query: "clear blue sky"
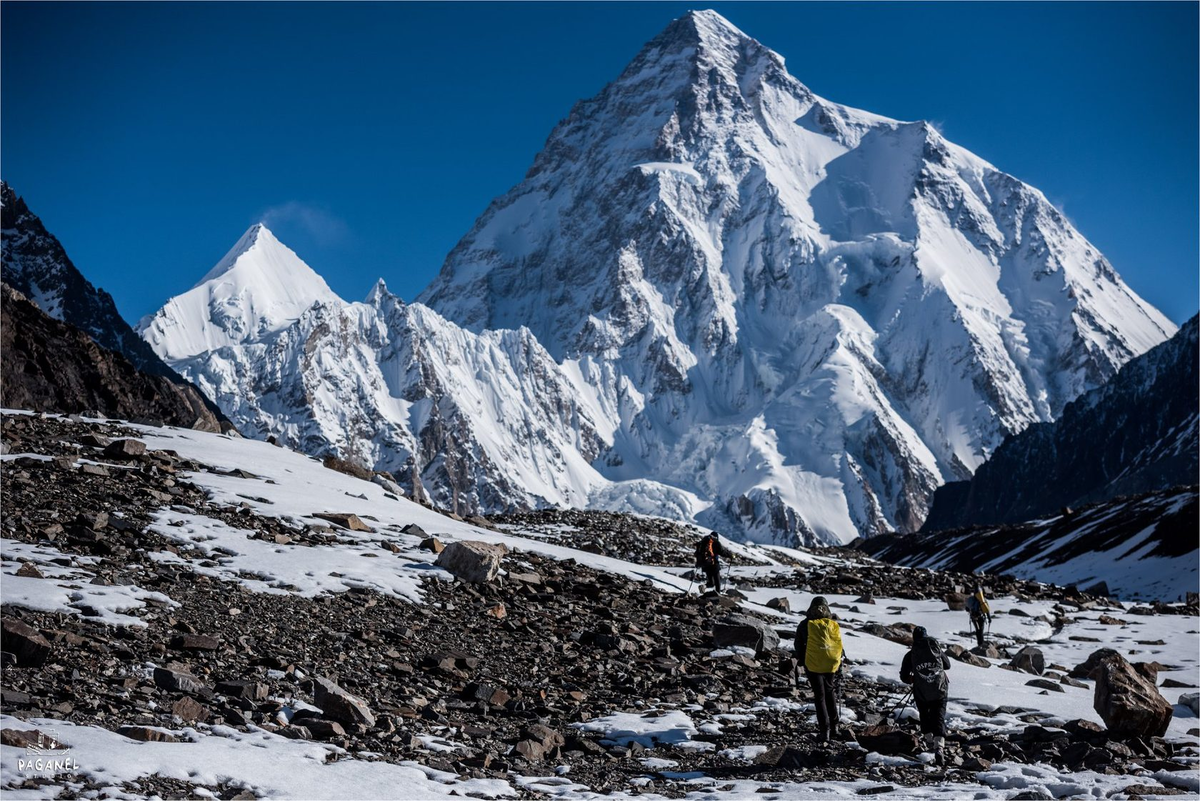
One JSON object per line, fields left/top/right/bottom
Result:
{"left": 2, "top": 2, "right": 1196, "bottom": 325}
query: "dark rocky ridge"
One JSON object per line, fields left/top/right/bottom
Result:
{"left": 923, "top": 316, "right": 1198, "bottom": 531}
{"left": 2, "top": 411, "right": 1196, "bottom": 798}
{"left": 2, "top": 182, "right": 178, "bottom": 378}
{"left": 862, "top": 485, "right": 1198, "bottom": 601}
{"left": 1, "top": 283, "right": 229, "bottom": 432}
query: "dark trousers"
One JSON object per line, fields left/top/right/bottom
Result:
{"left": 916, "top": 697, "right": 947, "bottom": 736}
{"left": 806, "top": 670, "right": 839, "bottom": 734}
{"left": 702, "top": 564, "right": 721, "bottom": 593}
{"left": 971, "top": 615, "right": 985, "bottom": 648}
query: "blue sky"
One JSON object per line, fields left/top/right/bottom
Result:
{"left": 2, "top": 2, "right": 1196, "bottom": 325}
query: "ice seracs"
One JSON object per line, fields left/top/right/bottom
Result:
{"left": 144, "top": 10, "right": 1175, "bottom": 545}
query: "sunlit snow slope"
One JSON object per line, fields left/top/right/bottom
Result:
{"left": 144, "top": 11, "right": 1173, "bottom": 545}
{"left": 419, "top": 10, "right": 1173, "bottom": 545}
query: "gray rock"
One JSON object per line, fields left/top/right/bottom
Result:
{"left": 435, "top": 540, "right": 506, "bottom": 583}
{"left": 312, "top": 512, "right": 374, "bottom": 532}
{"left": 712, "top": 614, "right": 780, "bottom": 655}
{"left": 313, "top": 676, "right": 375, "bottom": 728}
{"left": 1010, "top": 646, "right": 1045, "bottom": 675}
{"left": 153, "top": 666, "right": 208, "bottom": 695}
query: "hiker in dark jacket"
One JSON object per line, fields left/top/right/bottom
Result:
{"left": 694, "top": 532, "right": 727, "bottom": 594}
{"left": 795, "top": 596, "right": 845, "bottom": 743}
{"left": 900, "top": 626, "right": 951, "bottom": 765}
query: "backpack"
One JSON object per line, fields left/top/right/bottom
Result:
{"left": 804, "top": 618, "right": 843, "bottom": 673}
{"left": 910, "top": 638, "right": 949, "bottom": 702}
{"left": 967, "top": 594, "right": 990, "bottom": 617}
{"left": 695, "top": 537, "right": 716, "bottom": 567}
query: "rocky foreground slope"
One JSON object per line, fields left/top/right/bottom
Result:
{"left": 2, "top": 411, "right": 1198, "bottom": 799}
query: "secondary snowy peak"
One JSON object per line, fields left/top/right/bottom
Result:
{"left": 140, "top": 227, "right": 703, "bottom": 521}
{"left": 138, "top": 223, "right": 340, "bottom": 362}
{"left": 419, "top": 9, "right": 1175, "bottom": 544}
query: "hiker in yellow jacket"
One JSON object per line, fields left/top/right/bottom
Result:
{"left": 965, "top": 585, "right": 992, "bottom": 649}
{"left": 794, "top": 596, "right": 845, "bottom": 743}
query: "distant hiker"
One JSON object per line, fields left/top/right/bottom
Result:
{"left": 795, "top": 596, "right": 844, "bottom": 743}
{"left": 900, "top": 626, "right": 951, "bottom": 766}
{"left": 694, "top": 532, "right": 727, "bottom": 594}
{"left": 965, "top": 586, "right": 992, "bottom": 648}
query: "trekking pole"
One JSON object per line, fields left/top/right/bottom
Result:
{"left": 685, "top": 572, "right": 695, "bottom": 596}
{"left": 887, "top": 689, "right": 913, "bottom": 723}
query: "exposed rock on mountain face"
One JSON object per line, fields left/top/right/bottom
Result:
{"left": 418, "top": 10, "right": 1173, "bottom": 543}
{"left": 1, "top": 283, "right": 227, "bottom": 431}
{"left": 2, "top": 182, "right": 180, "bottom": 379}
{"left": 922, "top": 315, "right": 1198, "bottom": 532}
{"left": 862, "top": 485, "right": 1198, "bottom": 601}
{"left": 142, "top": 11, "right": 1173, "bottom": 545}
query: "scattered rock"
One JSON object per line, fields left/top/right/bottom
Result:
{"left": 856, "top": 724, "right": 919, "bottom": 755}
{"left": 153, "top": 666, "right": 208, "bottom": 695}
{"left": 14, "top": 562, "right": 44, "bottom": 579}
{"left": 171, "top": 696, "right": 210, "bottom": 723}
{"left": 118, "top": 725, "right": 180, "bottom": 743}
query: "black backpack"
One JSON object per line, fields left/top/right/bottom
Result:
{"left": 910, "top": 638, "right": 949, "bottom": 702}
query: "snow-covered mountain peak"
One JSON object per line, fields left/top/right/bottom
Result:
{"left": 365, "top": 277, "right": 394, "bottom": 306}
{"left": 138, "top": 225, "right": 341, "bottom": 362}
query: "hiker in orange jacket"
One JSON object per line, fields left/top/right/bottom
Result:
{"left": 795, "top": 596, "right": 845, "bottom": 743}
{"left": 693, "top": 532, "right": 726, "bottom": 594}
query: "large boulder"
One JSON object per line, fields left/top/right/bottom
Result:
{"left": 1093, "top": 653, "right": 1172, "bottom": 738}
{"left": 435, "top": 541, "right": 506, "bottom": 583}
{"left": 1071, "top": 648, "right": 1121, "bottom": 679}
{"left": 313, "top": 676, "right": 375, "bottom": 729}
{"left": 1180, "top": 692, "right": 1200, "bottom": 716}
{"left": 712, "top": 614, "right": 780, "bottom": 655}
{"left": 944, "top": 593, "right": 968, "bottom": 611}
{"left": 1010, "top": 646, "right": 1045, "bottom": 675}
{"left": 1, "top": 620, "right": 51, "bottom": 667}
{"left": 856, "top": 724, "right": 920, "bottom": 755}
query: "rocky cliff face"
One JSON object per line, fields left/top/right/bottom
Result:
{"left": 922, "top": 315, "right": 1198, "bottom": 531}
{"left": 2, "top": 182, "right": 181, "bottom": 378}
{"left": 865, "top": 485, "right": 1197, "bottom": 601}
{"left": 1, "top": 283, "right": 227, "bottom": 431}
